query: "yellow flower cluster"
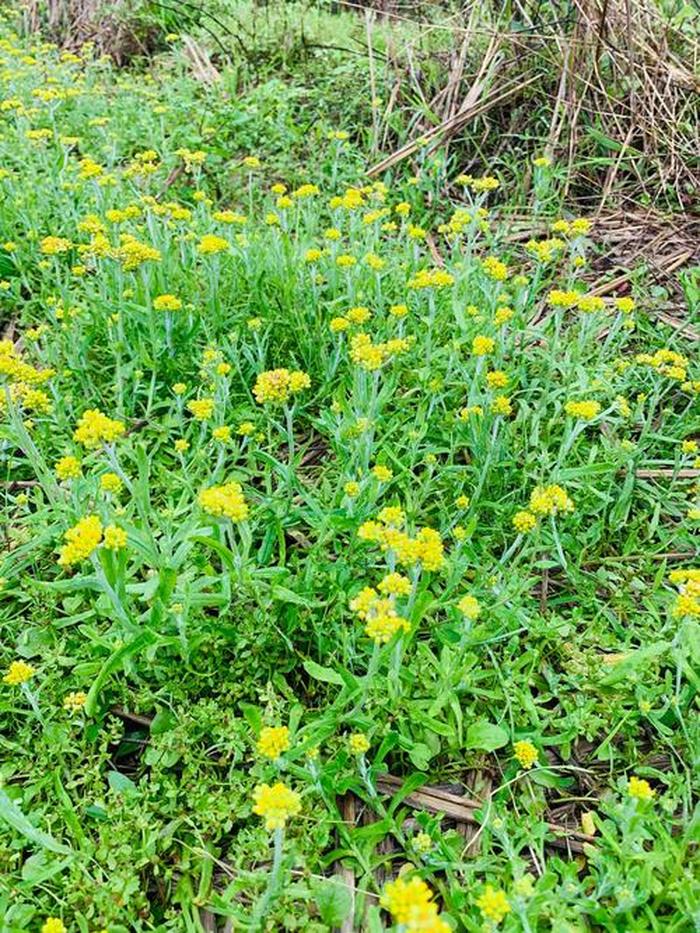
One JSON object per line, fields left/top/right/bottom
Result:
{"left": 253, "top": 368, "right": 310, "bottom": 404}
{"left": 381, "top": 876, "right": 450, "bottom": 933}
{"left": 153, "top": 293, "right": 182, "bottom": 311}
{"left": 349, "top": 586, "right": 410, "bottom": 643}
{"left": 55, "top": 455, "right": 82, "bottom": 480}
{"left": 73, "top": 409, "right": 125, "bottom": 448}
{"left": 565, "top": 400, "right": 601, "bottom": 421}
{"left": 256, "top": 725, "right": 290, "bottom": 759}
{"left": 525, "top": 237, "right": 565, "bottom": 262}
{"left": 349, "top": 332, "right": 411, "bottom": 371}
{"left": 3, "top": 659, "right": 35, "bottom": 685}
{"left": 348, "top": 733, "right": 370, "bottom": 755}
{"left": 252, "top": 781, "right": 301, "bottom": 830}
{"left": 628, "top": 775, "right": 654, "bottom": 801}
{"left": 198, "top": 482, "right": 249, "bottom": 522}
{"left": 668, "top": 569, "right": 700, "bottom": 619}
{"left": 358, "top": 514, "right": 445, "bottom": 572}
{"left": 528, "top": 484, "right": 574, "bottom": 516}
{"left": 476, "top": 885, "right": 511, "bottom": 924}
{"left": 635, "top": 348, "right": 689, "bottom": 382}
{"left": 513, "top": 740, "right": 538, "bottom": 769}
{"left": 58, "top": 514, "right": 103, "bottom": 566}
{"left": 407, "top": 267, "right": 454, "bottom": 289}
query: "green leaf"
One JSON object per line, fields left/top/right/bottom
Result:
{"left": 599, "top": 642, "right": 669, "bottom": 686}
{"left": 314, "top": 879, "right": 352, "bottom": 926}
{"left": 0, "top": 790, "right": 73, "bottom": 855}
{"left": 303, "top": 658, "right": 344, "bottom": 686}
{"left": 107, "top": 771, "right": 139, "bottom": 796}
{"left": 84, "top": 629, "right": 158, "bottom": 716}
{"left": 465, "top": 720, "right": 509, "bottom": 752}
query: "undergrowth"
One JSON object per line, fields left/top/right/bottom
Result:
{"left": 0, "top": 10, "right": 699, "bottom": 933}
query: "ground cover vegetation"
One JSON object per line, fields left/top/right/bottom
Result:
{"left": 0, "top": 1, "right": 699, "bottom": 930}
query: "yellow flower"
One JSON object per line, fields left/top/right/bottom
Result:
{"left": 513, "top": 740, "right": 538, "bottom": 769}
{"left": 347, "top": 306, "right": 371, "bottom": 324}
{"left": 237, "top": 421, "right": 255, "bottom": 436}
{"left": 199, "top": 483, "right": 249, "bottom": 522}
{"left": 486, "top": 370, "right": 508, "bottom": 389}
{"left": 55, "top": 455, "right": 82, "bottom": 480}
{"left": 252, "top": 781, "right": 301, "bottom": 830}
{"left": 3, "top": 659, "right": 35, "bottom": 685}
{"left": 491, "top": 395, "right": 512, "bottom": 416}
{"left": 681, "top": 439, "right": 698, "bottom": 455}
{"left": 628, "top": 776, "right": 654, "bottom": 801}
{"left": 257, "top": 725, "right": 290, "bottom": 759}
{"left": 348, "top": 733, "right": 370, "bottom": 755}
{"left": 389, "top": 303, "right": 409, "bottom": 317}
{"left": 548, "top": 289, "right": 580, "bottom": 309}
{"left": 103, "top": 525, "right": 127, "bottom": 551}
{"left": 372, "top": 465, "right": 393, "bottom": 482}
{"left": 41, "top": 920, "right": 67, "bottom": 933}
{"left": 529, "top": 484, "right": 573, "bottom": 516}
{"left": 482, "top": 256, "right": 508, "bottom": 281}
{"left": 513, "top": 510, "right": 537, "bottom": 533}
{"left": 187, "top": 398, "right": 215, "bottom": 420}
{"left": 458, "top": 594, "right": 481, "bottom": 619}
{"left": 63, "top": 690, "right": 87, "bottom": 712}
{"left": 456, "top": 494, "right": 470, "bottom": 509}
{"left": 476, "top": 885, "right": 511, "bottom": 924}
{"left": 407, "top": 267, "right": 454, "bottom": 289}
{"left": 153, "top": 293, "right": 182, "bottom": 311}
{"left": 253, "top": 369, "right": 310, "bottom": 404}
{"left": 615, "top": 296, "right": 635, "bottom": 313}
{"left": 472, "top": 335, "right": 495, "bottom": 356}
{"left": 40, "top": 236, "right": 71, "bottom": 255}
{"left": 73, "top": 409, "right": 125, "bottom": 448}
{"left": 344, "top": 480, "right": 360, "bottom": 497}
{"left": 378, "top": 572, "right": 411, "bottom": 596}
{"left": 100, "top": 472, "right": 123, "bottom": 494}
{"left": 381, "top": 877, "right": 449, "bottom": 932}
{"left": 330, "top": 316, "right": 350, "bottom": 333}
{"left": 565, "top": 400, "right": 601, "bottom": 421}
{"left": 58, "top": 514, "right": 103, "bottom": 566}
{"left": 197, "top": 234, "right": 229, "bottom": 255}
{"left": 292, "top": 183, "right": 319, "bottom": 198}
{"left": 174, "top": 438, "right": 189, "bottom": 453}
{"left": 212, "top": 425, "right": 232, "bottom": 443}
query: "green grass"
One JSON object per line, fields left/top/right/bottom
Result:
{"left": 0, "top": 9, "right": 699, "bottom": 933}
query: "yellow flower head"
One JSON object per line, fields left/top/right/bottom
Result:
{"left": 103, "top": 525, "right": 127, "bottom": 551}
{"left": 55, "top": 455, "right": 82, "bottom": 480}
{"left": 197, "top": 234, "right": 229, "bottom": 255}
{"left": 100, "top": 472, "right": 123, "bottom": 494}
{"left": 63, "top": 690, "right": 87, "bottom": 712}
{"left": 348, "top": 733, "right": 370, "bottom": 755}
{"left": 476, "top": 885, "right": 511, "bottom": 924}
{"left": 458, "top": 594, "right": 481, "bottom": 620}
{"left": 187, "top": 398, "right": 215, "bottom": 421}
{"left": 257, "top": 725, "right": 290, "bottom": 759}
{"left": 565, "top": 400, "right": 601, "bottom": 421}
{"left": 4, "top": 659, "right": 35, "bottom": 686}
{"left": 513, "top": 740, "right": 538, "bottom": 769}
{"left": 153, "top": 293, "right": 182, "bottom": 311}
{"left": 58, "top": 514, "right": 103, "bottom": 566}
{"left": 252, "top": 781, "right": 301, "bottom": 830}
{"left": 253, "top": 369, "right": 310, "bottom": 404}
{"left": 41, "top": 920, "right": 67, "bottom": 933}
{"left": 73, "top": 409, "right": 125, "bottom": 448}
{"left": 199, "top": 482, "right": 249, "bottom": 522}
{"left": 628, "top": 776, "right": 654, "bottom": 801}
